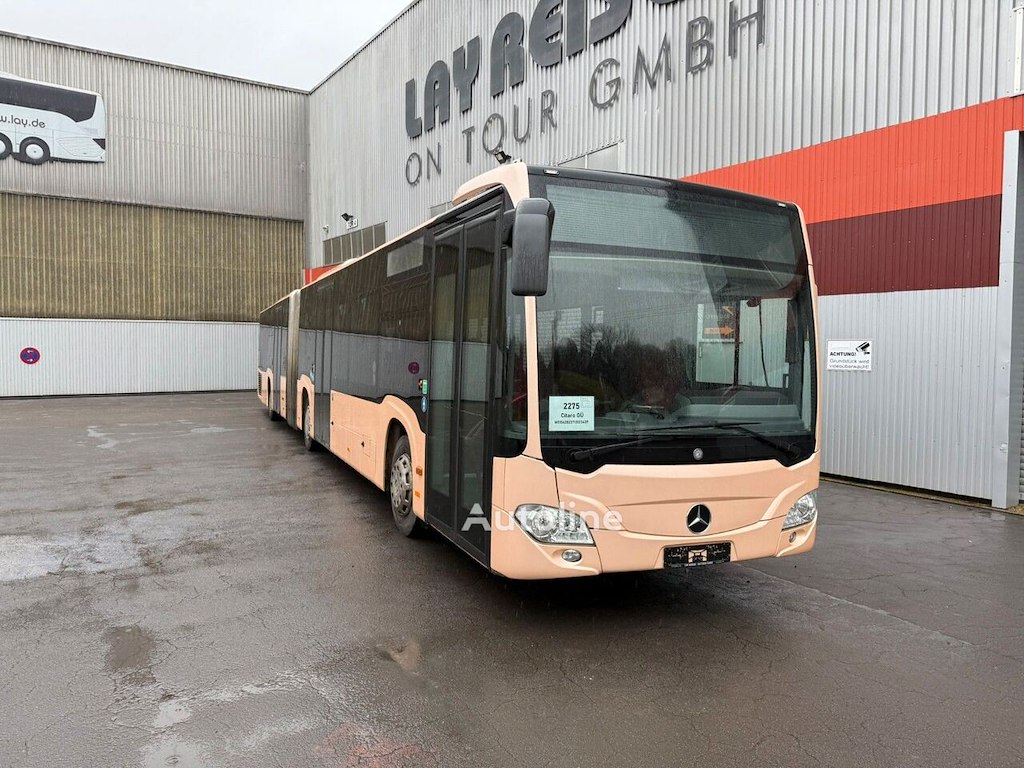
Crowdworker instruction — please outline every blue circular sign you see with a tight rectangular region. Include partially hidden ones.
[20,347,40,365]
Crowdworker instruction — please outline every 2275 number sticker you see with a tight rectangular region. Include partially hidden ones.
[549,396,595,432]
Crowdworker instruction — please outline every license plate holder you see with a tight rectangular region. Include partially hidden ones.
[664,542,731,568]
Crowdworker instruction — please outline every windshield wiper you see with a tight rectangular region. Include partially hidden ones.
[708,423,802,459]
[568,421,801,462]
[568,433,679,462]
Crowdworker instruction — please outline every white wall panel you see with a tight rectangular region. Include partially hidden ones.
[819,289,997,500]
[0,319,257,397]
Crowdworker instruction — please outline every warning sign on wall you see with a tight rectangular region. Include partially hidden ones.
[827,340,873,371]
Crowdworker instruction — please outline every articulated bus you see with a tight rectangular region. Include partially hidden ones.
[259,164,819,579]
[0,74,107,165]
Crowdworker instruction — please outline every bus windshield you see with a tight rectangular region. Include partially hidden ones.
[531,175,816,468]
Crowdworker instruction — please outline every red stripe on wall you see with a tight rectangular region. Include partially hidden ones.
[685,97,1024,224]
[809,196,1001,296]
[304,265,339,285]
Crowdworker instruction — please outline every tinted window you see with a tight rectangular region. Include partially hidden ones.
[1,78,98,122]
[382,236,430,341]
[387,238,425,278]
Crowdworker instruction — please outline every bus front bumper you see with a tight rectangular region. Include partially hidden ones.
[489,507,816,580]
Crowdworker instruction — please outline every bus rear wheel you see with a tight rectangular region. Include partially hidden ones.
[389,435,425,537]
[0,134,12,160]
[267,389,280,421]
[20,138,50,165]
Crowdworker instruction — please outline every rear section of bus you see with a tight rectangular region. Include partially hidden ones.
[258,296,292,419]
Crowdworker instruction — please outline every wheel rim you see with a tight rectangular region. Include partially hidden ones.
[25,143,44,161]
[390,452,412,518]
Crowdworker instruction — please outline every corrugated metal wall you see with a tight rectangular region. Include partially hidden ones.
[0,193,303,322]
[0,318,257,396]
[0,32,308,220]
[307,0,1013,264]
[820,289,998,499]
[687,98,1022,503]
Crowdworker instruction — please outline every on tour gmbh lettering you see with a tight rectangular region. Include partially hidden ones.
[403,0,767,186]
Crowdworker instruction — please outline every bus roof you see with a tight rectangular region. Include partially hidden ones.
[453,163,531,207]
[296,162,806,300]
[454,162,801,213]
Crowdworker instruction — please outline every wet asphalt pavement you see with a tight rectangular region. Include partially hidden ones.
[1,392,1022,768]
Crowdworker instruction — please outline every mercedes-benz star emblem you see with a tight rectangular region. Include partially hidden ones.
[687,504,712,534]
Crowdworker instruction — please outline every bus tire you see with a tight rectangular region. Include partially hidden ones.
[302,401,317,451]
[0,134,12,160]
[389,434,425,538]
[19,138,50,165]
[267,390,280,421]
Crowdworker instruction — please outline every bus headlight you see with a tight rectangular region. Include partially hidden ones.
[783,491,818,530]
[514,504,595,546]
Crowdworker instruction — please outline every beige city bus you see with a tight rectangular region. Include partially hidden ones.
[258,164,820,579]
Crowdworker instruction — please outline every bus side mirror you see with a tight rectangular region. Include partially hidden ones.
[511,198,554,297]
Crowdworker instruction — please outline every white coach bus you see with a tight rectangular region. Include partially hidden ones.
[0,73,107,165]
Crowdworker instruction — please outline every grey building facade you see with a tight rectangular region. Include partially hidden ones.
[1,33,307,396]
[3,1,1023,507]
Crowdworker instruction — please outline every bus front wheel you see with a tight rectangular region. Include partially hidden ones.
[20,138,50,165]
[389,434,425,538]
[0,134,12,160]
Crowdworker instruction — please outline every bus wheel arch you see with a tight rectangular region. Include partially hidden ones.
[388,426,425,538]
[385,420,405,467]
[19,137,50,165]
[0,134,12,160]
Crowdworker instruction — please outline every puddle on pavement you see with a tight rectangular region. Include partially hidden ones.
[153,699,192,729]
[142,737,209,768]
[0,533,141,582]
[234,716,318,752]
[105,625,157,685]
[116,499,163,516]
[316,722,439,767]
[0,537,64,581]
[115,498,209,517]
[377,637,422,675]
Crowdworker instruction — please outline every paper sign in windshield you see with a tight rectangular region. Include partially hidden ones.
[549,396,595,431]
[827,339,872,371]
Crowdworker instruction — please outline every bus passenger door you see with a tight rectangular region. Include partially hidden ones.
[426,214,500,565]
[314,280,333,443]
